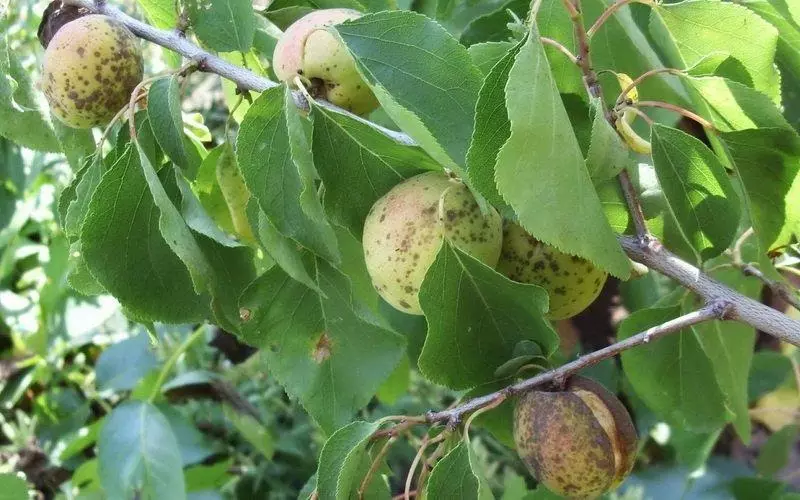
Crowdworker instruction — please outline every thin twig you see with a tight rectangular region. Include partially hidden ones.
[587,0,652,37]
[619,105,655,126]
[618,170,650,240]
[358,436,397,499]
[540,37,579,64]
[614,67,685,107]
[731,229,800,312]
[424,302,728,426]
[405,433,444,500]
[634,100,714,130]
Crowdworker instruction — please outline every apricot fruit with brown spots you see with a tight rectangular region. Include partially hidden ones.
[497,222,608,320]
[514,376,637,499]
[42,14,143,128]
[362,172,502,315]
[273,9,378,116]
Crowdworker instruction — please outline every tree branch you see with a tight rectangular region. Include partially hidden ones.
[731,229,800,312]
[65,0,417,146]
[425,302,729,425]
[620,236,800,344]
[68,0,800,349]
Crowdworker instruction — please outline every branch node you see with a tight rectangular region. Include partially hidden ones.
[194,55,210,72]
[710,300,734,320]
[175,10,189,38]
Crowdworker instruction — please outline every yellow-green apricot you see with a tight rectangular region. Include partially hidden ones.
[497,222,608,320]
[362,172,502,315]
[514,376,638,499]
[42,15,143,129]
[272,9,379,116]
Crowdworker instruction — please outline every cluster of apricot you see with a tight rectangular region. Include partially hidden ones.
[40,6,637,498]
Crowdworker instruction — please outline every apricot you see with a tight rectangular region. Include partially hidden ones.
[273,9,379,115]
[42,15,143,128]
[497,222,608,320]
[362,172,502,315]
[514,376,637,498]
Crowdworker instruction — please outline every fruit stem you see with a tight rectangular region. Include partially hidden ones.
[586,0,654,38]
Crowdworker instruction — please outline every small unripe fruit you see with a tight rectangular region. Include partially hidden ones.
[497,222,608,320]
[363,172,502,315]
[42,15,143,129]
[273,9,379,116]
[514,376,637,499]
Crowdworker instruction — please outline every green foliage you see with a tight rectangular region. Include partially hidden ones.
[2,0,800,498]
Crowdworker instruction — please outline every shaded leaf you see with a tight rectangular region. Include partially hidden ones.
[619,306,729,432]
[650,124,740,261]
[720,128,800,251]
[312,105,438,237]
[81,146,208,323]
[418,241,558,390]
[238,262,405,432]
[236,86,339,263]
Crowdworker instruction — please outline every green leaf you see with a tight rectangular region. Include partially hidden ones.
[459,0,529,47]
[689,267,759,442]
[468,41,515,76]
[95,334,158,392]
[174,169,242,248]
[136,143,214,292]
[586,98,632,182]
[0,473,29,500]
[98,401,186,500]
[749,351,794,402]
[215,142,254,243]
[311,105,439,237]
[53,120,96,171]
[494,28,631,279]
[64,155,102,240]
[316,420,381,500]
[247,200,319,292]
[426,441,493,500]
[186,0,256,52]
[651,0,780,103]
[688,76,792,132]
[81,146,208,323]
[0,35,59,152]
[197,232,257,334]
[465,40,521,210]
[619,306,729,432]
[136,0,178,28]
[239,262,405,432]
[745,0,800,103]
[720,128,800,251]
[376,355,409,404]
[195,145,236,236]
[148,77,197,173]
[650,124,740,261]
[223,405,275,459]
[417,241,558,390]
[335,11,483,171]
[236,86,339,263]
[756,424,799,477]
